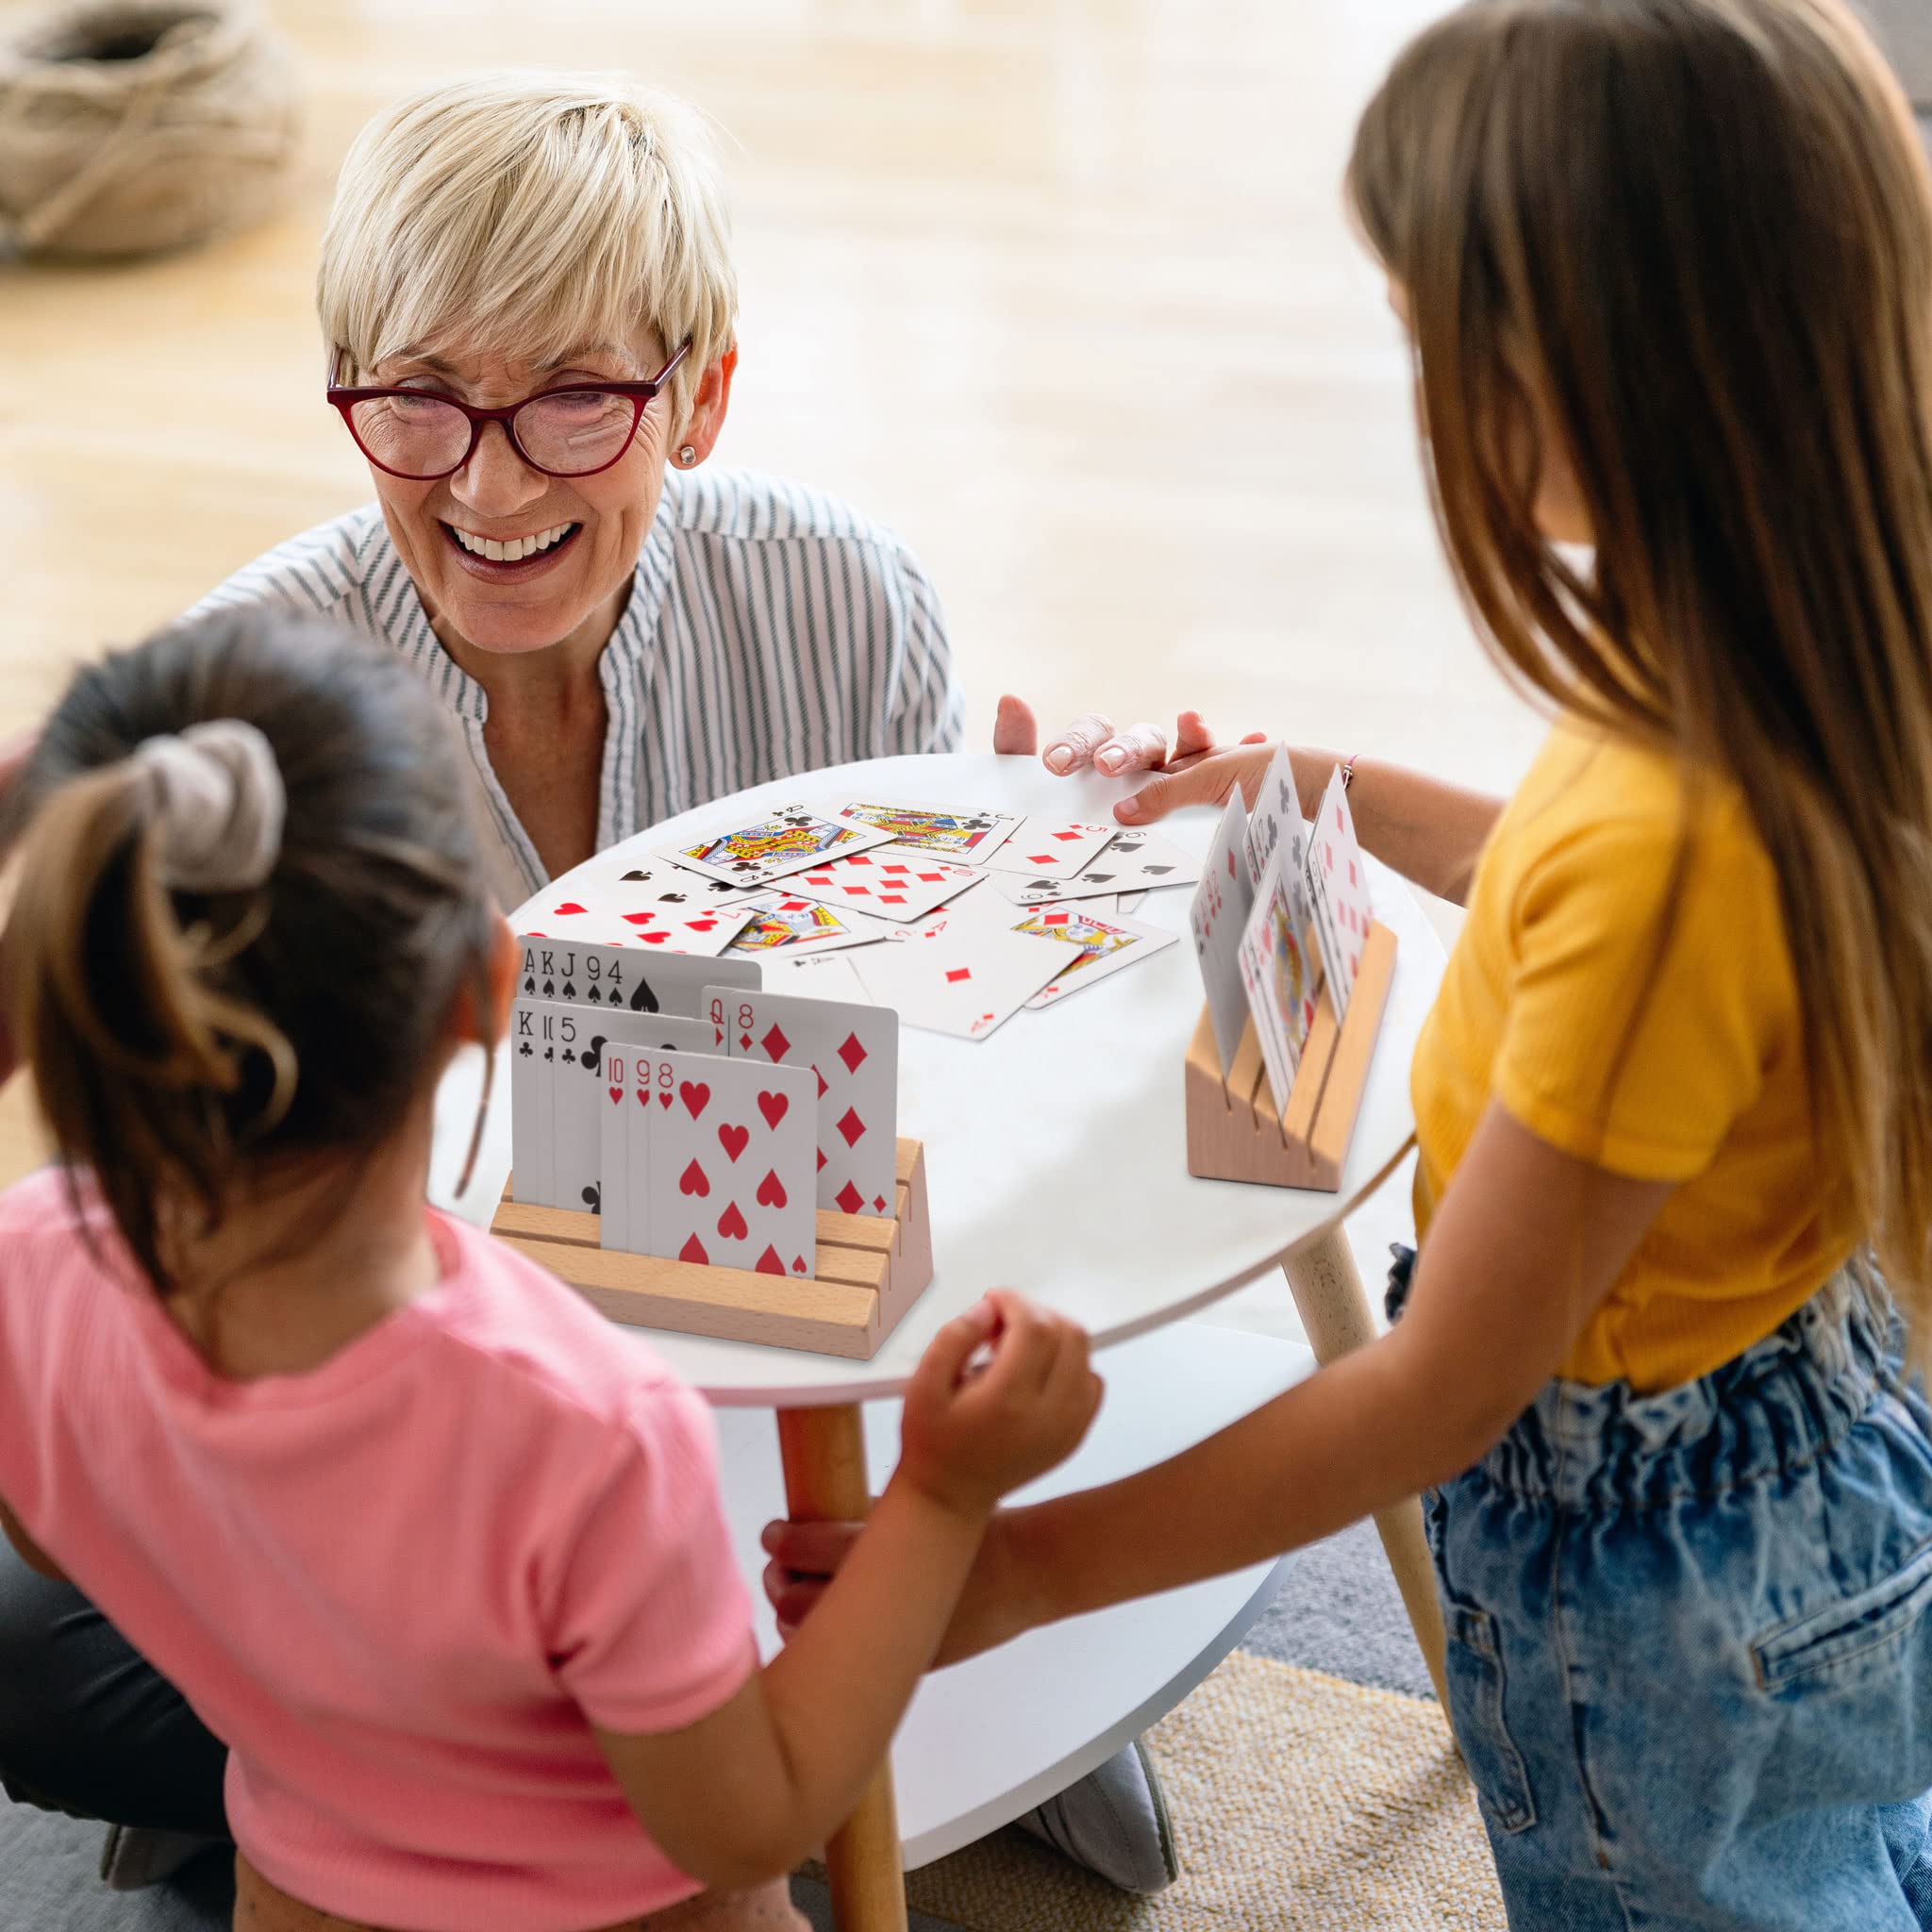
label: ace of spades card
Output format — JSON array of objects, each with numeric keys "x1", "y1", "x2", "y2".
[
  {"x1": 625, "y1": 1049, "x2": 818, "y2": 1276},
  {"x1": 833, "y1": 801, "x2": 1022, "y2": 861},
  {"x1": 706, "y1": 986, "x2": 900, "y2": 1217},
  {"x1": 1242, "y1": 744, "x2": 1306, "y2": 887},
  {"x1": 1237, "y1": 847, "x2": 1321, "y2": 1115},
  {"x1": 516, "y1": 933, "x2": 760, "y2": 1020},
  {"x1": 1189, "y1": 795, "x2": 1259, "y2": 1071},
  {"x1": 1303, "y1": 768, "x2": 1374, "y2": 1021},
  {"x1": 658, "y1": 804, "x2": 891, "y2": 890}
]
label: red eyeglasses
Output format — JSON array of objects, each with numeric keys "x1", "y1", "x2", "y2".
[{"x1": 325, "y1": 341, "x2": 691, "y2": 481}]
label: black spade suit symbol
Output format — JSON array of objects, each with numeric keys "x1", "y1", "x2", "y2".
[
  {"x1": 663, "y1": 892, "x2": 687, "y2": 905},
  {"x1": 541, "y1": 979, "x2": 556, "y2": 996},
  {"x1": 524, "y1": 975, "x2": 536, "y2": 994},
  {"x1": 1146, "y1": 865, "x2": 1174, "y2": 876},
  {"x1": 560, "y1": 979, "x2": 576, "y2": 999},
  {"x1": 622, "y1": 870, "x2": 648, "y2": 881},
  {"x1": 587, "y1": 986, "x2": 604, "y2": 1004},
  {"x1": 630, "y1": 978, "x2": 659, "y2": 1013}
]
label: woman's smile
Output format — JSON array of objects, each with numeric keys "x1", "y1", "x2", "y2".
[{"x1": 439, "y1": 517, "x2": 586, "y2": 582}]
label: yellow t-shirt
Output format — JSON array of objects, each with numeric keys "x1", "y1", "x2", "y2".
[{"x1": 1409, "y1": 720, "x2": 1859, "y2": 1391}]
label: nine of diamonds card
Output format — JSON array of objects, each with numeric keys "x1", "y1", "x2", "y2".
[{"x1": 780, "y1": 845, "x2": 985, "y2": 924}]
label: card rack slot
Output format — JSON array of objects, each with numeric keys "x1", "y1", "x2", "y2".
[
  {"x1": 494, "y1": 1138, "x2": 935, "y2": 1360},
  {"x1": 1184, "y1": 922, "x2": 1397, "y2": 1193}
]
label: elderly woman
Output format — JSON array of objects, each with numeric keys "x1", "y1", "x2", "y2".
[{"x1": 0, "y1": 70, "x2": 1182, "y2": 1916}]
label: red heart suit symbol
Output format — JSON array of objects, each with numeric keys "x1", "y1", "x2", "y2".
[
  {"x1": 755, "y1": 1245, "x2": 786, "y2": 1275},
  {"x1": 678, "y1": 1235, "x2": 708, "y2": 1264},
  {"x1": 658, "y1": 1091, "x2": 674, "y2": 1109},
  {"x1": 679, "y1": 1159, "x2": 709, "y2": 1197},
  {"x1": 622, "y1": 912, "x2": 657, "y2": 925},
  {"x1": 608, "y1": 1086, "x2": 622, "y2": 1105},
  {"x1": 552, "y1": 903, "x2": 587, "y2": 915},
  {"x1": 757, "y1": 1170, "x2": 788, "y2": 1208},
  {"x1": 680, "y1": 1082, "x2": 710, "y2": 1120},
  {"x1": 718, "y1": 1124, "x2": 749, "y2": 1162},
  {"x1": 718, "y1": 1201, "x2": 748, "y2": 1240},
  {"x1": 758, "y1": 1091, "x2": 790, "y2": 1129},
  {"x1": 640, "y1": 932, "x2": 671, "y2": 944}
]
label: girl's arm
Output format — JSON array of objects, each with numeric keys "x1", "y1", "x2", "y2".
[
  {"x1": 593, "y1": 1294, "x2": 1100, "y2": 1890},
  {"x1": 767, "y1": 1104, "x2": 1669, "y2": 1661},
  {"x1": 989, "y1": 698, "x2": 1503, "y2": 905}
]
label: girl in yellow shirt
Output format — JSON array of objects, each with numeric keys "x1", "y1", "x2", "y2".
[{"x1": 777, "y1": 1, "x2": 1932, "y2": 1924}]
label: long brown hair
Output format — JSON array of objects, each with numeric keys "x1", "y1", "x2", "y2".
[
  {"x1": 1348, "y1": 0, "x2": 1932, "y2": 1314},
  {"x1": 3, "y1": 611, "x2": 502, "y2": 1294}
]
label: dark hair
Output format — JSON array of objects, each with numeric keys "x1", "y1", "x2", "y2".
[
  {"x1": 1345, "y1": 0, "x2": 1932, "y2": 1323},
  {"x1": 3, "y1": 608, "x2": 502, "y2": 1294}
]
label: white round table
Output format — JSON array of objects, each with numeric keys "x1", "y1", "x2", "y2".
[{"x1": 428, "y1": 753, "x2": 1448, "y2": 1929}]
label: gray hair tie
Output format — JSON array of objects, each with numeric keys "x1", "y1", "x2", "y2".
[{"x1": 131, "y1": 720, "x2": 286, "y2": 892}]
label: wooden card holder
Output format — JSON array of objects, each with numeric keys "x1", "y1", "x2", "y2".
[
  {"x1": 1185, "y1": 921, "x2": 1397, "y2": 1191},
  {"x1": 492, "y1": 1139, "x2": 933, "y2": 1360}
]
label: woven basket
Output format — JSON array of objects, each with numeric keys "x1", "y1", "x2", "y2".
[{"x1": 0, "y1": 2, "x2": 301, "y2": 258}]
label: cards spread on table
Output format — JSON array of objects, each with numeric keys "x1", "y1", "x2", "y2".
[
  {"x1": 991, "y1": 828, "x2": 1200, "y2": 907},
  {"x1": 1016, "y1": 905, "x2": 1179, "y2": 1009},
  {"x1": 979, "y1": 816, "x2": 1121, "y2": 879},
  {"x1": 1304, "y1": 767, "x2": 1374, "y2": 1020},
  {"x1": 658, "y1": 804, "x2": 891, "y2": 888},
  {"x1": 834, "y1": 801, "x2": 1022, "y2": 861},
  {"x1": 1189, "y1": 796, "x2": 1259, "y2": 1071},
  {"x1": 707, "y1": 984, "x2": 900, "y2": 1216},
  {"x1": 1238, "y1": 847, "x2": 1321, "y2": 1115},
  {"x1": 781, "y1": 846, "x2": 985, "y2": 924}
]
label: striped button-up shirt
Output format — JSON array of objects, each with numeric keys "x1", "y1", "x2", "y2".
[{"x1": 186, "y1": 469, "x2": 965, "y2": 904}]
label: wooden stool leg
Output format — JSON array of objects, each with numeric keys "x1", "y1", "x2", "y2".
[
  {"x1": 1279, "y1": 1228, "x2": 1452, "y2": 1714},
  {"x1": 775, "y1": 1405, "x2": 908, "y2": 1932}
]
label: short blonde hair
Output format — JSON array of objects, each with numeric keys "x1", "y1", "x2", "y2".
[{"x1": 317, "y1": 72, "x2": 736, "y2": 434}]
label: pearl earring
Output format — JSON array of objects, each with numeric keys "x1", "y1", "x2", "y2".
[{"x1": 677, "y1": 445, "x2": 697, "y2": 466}]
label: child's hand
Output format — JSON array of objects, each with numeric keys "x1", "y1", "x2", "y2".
[{"x1": 896, "y1": 1291, "x2": 1101, "y2": 1522}]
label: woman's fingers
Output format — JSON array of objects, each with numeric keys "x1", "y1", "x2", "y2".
[
  {"x1": 1091, "y1": 723, "x2": 1170, "y2": 776},
  {"x1": 991, "y1": 694, "x2": 1041, "y2": 758},
  {"x1": 1040, "y1": 713, "x2": 1120, "y2": 774}
]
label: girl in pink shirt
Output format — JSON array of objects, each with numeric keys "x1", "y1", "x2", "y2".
[{"x1": 0, "y1": 608, "x2": 1099, "y2": 1932}]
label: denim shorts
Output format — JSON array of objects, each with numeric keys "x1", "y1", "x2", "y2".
[{"x1": 1422, "y1": 1263, "x2": 1932, "y2": 1931}]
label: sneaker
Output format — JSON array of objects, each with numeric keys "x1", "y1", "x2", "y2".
[
  {"x1": 1016, "y1": 1737, "x2": 1179, "y2": 1895},
  {"x1": 98, "y1": 1823, "x2": 223, "y2": 1891}
]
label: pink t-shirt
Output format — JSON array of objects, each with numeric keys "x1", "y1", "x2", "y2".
[{"x1": 0, "y1": 1169, "x2": 757, "y2": 1932}]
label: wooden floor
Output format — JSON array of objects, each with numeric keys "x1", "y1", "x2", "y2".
[{"x1": 0, "y1": 0, "x2": 1548, "y2": 1188}]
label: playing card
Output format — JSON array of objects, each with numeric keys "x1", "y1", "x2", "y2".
[
  {"x1": 1015, "y1": 906, "x2": 1180, "y2": 1009},
  {"x1": 833, "y1": 801, "x2": 1022, "y2": 861},
  {"x1": 516, "y1": 933, "x2": 761, "y2": 1020},
  {"x1": 1304, "y1": 767, "x2": 1374, "y2": 1020},
  {"x1": 765, "y1": 949, "x2": 877, "y2": 1002},
  {"x1": 991, "y1": 828, "x2": 1200, "y2": 907},
  {"x1": 1242, "y1": 744, "x2": 1304, "y2": 886},
  {"x1": 724, "y1": 895, "x2": 891, "y2": 958},
  {"x1": 707, "y1": 986, "x2": 899, "y2": 1217},
  {"x1": 528, "y1": 853, "x2": 766, "y2": 956},
  {"x1": 509, "y1": 997, "x2": 554, "y2": 1206},
  {"x1": 1189, "y1": 795, "x2": 1258, "y2": 1071},
  {"x1": 979, "y1": 816, "x2": 1122, "y2": 879},
  {"x1": 780, "y1": 846, "x2": 986, "y2": 924},
  {"x1": 850, "y1": 901, "x2": 1067, "y2": 1040},
  {"x1": 1237, "y1": 847, "x2": 1322, "y2": 1114},
  {"x1": 553, "y1": 1008, "x2": 718, "y2": 1217},
  {"x1": 599, "y1": 1042, "x2": 641, "y2": 1253},
  {"x1": 638, "y1": 1050, "x2": 819, "y2": 1276},
  {"x1": 657, "y1": 804, "x2": 891, "y2": 889}
]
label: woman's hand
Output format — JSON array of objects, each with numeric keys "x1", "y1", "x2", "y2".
[
  {"x1": 993, "y1": 696, "x2": 1270, "y2": 820},
  {"x1": 763, "y1": 1507, "x2": 1036, "y2": 1667},
  {"x1": 896, "y1": 1292, "x2": 1102, "y2": 1522}
]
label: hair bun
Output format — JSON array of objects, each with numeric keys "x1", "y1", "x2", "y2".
[{"x1": 131, "y1": 720, "x2": 286, "y2": 892}]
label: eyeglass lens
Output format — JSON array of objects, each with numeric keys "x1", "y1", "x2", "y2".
[{"x1": 347, "y1": 390, "x2": 641, "y2": 477}]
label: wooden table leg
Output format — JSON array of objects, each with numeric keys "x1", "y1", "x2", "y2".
[
  {"x1": 776, "y1": 1404, "x2": 908, "y2": 1932},
  {"x1": 1280, "y1": 1227, "x2": 1452, "y2": 1715}
]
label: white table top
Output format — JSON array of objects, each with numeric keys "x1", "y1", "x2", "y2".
[{"x1": 431, "y1": 752, "x2": 1444, "y2": 1405}]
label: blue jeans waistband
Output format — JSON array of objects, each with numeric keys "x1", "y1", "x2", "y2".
[{"x1": 1469, "y1": 1262, "x2": 1900, "y2": 1511}]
